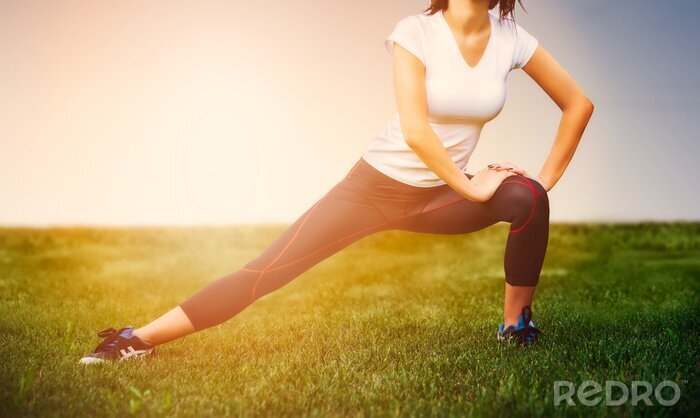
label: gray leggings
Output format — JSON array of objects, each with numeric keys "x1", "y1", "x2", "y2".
[{"x1": 180, "y1": 157, "x2": 550, "y2": 331}]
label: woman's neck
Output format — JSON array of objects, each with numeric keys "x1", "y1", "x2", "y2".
[{"x1": 443, "y1": 0, "x2": 491, "y2": 36}]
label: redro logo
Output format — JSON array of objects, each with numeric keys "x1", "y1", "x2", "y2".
[{"x1": 553, "y1": 380, "x2": 681, "y2": 407}]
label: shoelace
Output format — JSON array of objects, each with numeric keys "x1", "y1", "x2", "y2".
[
  {"x1": 502, "y1": 306, "x2": 542, "y2": 344},
  {"x1": 93, "y1": 327, "x2": 128, "y2": 353},
  {"x1": 512, "y1": 323, "x2": 541, "y2": 343},
  {"x1": 515, "y1": 306, "x2": 541, "y2": 343}
]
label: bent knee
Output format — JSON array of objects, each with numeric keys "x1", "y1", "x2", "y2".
[
  {"x1": 502, "y1": 180, "x2": 535, "y2": 211},
  {"x1": 499, "y1": 177, "x2": 549, "y2": 221}
]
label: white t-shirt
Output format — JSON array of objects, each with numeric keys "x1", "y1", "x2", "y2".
[{"x1": 361, "y1": 9, "x2": 539, "y2": 187}]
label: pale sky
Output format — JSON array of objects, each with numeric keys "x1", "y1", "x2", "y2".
[{"x1": 1, "y1": 0, "x2": 697, "y2": 226}]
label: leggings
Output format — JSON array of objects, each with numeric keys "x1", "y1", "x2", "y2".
[{"x1": 179, "y1": 157, "x2": 550, "y2": 331}]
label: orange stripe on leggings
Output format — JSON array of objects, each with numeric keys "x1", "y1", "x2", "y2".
[{"x1": 249, "y1": 196, "x2": 325, "y2": 301}]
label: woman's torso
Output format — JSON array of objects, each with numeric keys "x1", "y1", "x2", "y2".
[{"x1": 362, "y1": 10, "x2": 538, "y2": 188}]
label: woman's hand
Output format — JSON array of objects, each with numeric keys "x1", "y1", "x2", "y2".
[
  {"x1": 468, "y1": 166, "x2": 517, "y2": 202},
  {"x1": 487, "y1": 161, "x2": 527, "y2": 176},
  {"x1": 488, "y1": 161, "x2": 550, "y2": 191}
]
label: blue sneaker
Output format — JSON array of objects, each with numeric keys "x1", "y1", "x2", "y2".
[
  {"x1": 79, "y1": 326, "x2": 155, "y2": 364},
  {"x1": 496, "y1": 305, "x2": 541, "y2": 346}
]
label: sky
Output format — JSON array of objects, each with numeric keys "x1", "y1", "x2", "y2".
[{"x1": 1, "y1": 0, "x2": 698, "y2": 226}]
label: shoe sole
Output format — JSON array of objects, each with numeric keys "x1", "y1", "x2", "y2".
[
  {"x1": 496, "y1": 332, "x2": 538, "y2": 346},
  {"x1": 79, "y1": 348, "x2": 155, "y2": 365}
]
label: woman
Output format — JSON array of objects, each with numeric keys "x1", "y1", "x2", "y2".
[{"x1": 80, "y1": 0, "x2": 593, "y2": 363}]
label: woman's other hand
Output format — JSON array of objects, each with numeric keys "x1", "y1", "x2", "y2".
[{"x1": 468, "y1": 166, "x2": 517, "y2": 202}]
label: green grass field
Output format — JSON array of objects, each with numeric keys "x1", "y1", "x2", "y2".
[{"x1": 1, "y1": 222, "x2": 698, "y2": 417}]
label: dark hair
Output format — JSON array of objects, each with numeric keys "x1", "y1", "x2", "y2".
[{"x1": 422, "y1": 0, "x2": 526, "y2": 21}]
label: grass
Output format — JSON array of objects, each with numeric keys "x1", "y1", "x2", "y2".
[{"x1": 0, "y1": 222, "x2": 698, "y2": 417}]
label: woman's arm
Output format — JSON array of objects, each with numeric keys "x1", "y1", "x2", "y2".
[
  {"x1": 522, "y1": 45, "x2": 595, "y2": 191},
  {"x1": 390, "y1": 43, "x2": 511, "y2": 202}
]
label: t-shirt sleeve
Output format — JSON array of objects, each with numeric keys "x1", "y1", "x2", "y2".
[
  {"x1": 384, "y1": 15, "x2": 425, "y2": 65},
  {"x1": 511, "y1": 22, "x2": 539, "y2": 70}
]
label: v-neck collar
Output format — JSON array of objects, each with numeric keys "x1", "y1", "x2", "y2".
[{"x1": 437, "y1": 9, "x2": 495, "y2": 71}]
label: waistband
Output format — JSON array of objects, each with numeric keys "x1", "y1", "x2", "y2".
[{"x1": 350, "y1": 157, "x2": 437, "y2": 192}]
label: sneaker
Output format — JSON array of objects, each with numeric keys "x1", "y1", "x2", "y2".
[
  {"x1": 79, "y1": 326, "x2": 155, "y2": 364},
  {"x1": 496, "y1": 305, "x2": 541, "y2": 346}
]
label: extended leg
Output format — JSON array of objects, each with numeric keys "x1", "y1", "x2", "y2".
[{"x1": 135, "y1": 170, "x2": 394, "y2": 344}]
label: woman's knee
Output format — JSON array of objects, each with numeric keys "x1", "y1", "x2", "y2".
[
  {"x1": 499, "y1": 177, "x2": 549, "y2": 223},
  {"x1": 502, "y1": 181, "x2": 534, "y2": 215}
]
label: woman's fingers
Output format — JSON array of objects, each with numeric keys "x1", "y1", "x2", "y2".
[
  {"x1": 488, "y1": 161, "x2": 512, "y2": 169},
  {"x1": 488, "y1": 164, "x2": 511, "y2": 172},
  {"x1": 488, "y1": 162, "x2": 527, "y2": 176}
]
